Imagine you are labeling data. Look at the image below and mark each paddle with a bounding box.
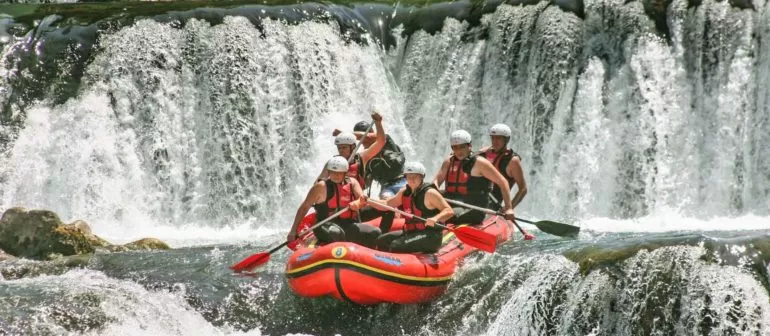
[370,201,497,253]
[348,120,375,165]
[488,194,535,240]
[446,199,580,239]
[230,207,351,273]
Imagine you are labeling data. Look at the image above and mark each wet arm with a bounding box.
[479,158,513,211]
[507,157,527,208]
[290,183,324,233]
[426,189,454,222]
[432,159,450,188]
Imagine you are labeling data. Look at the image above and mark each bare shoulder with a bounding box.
[350,178,362,189]
[475,155,492,165]
[426,188,443,198]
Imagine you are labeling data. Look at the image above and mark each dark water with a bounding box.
[1,0,769,334]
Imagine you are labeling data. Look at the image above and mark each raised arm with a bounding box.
[359,112,386,163]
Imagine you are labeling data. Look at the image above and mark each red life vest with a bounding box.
[348,158,366,188]
[401,183,440,232]
[445,155,475,195]
[481,148,516,186]
[443,154,492,207]
[480,148,519,204]
[313,178,354,220]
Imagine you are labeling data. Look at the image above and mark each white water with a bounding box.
[2,1,769,244]
[0,17,411,244]
[0,269,262,335]
[480,247,770,335]
[0,1,770,335]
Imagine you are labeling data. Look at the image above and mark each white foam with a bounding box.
[566,212,770,234]
[2,269,262,336]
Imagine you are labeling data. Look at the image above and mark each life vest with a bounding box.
[348,156,366,188]
[313,178,354,220]
[444,154,491,207]
[480,148,520,203]
[359,135,405,184]
[401,183,441,232]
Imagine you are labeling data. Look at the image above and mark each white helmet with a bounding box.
[334,132,357,146]
[403,161,426,176]
[489,124,512,137]
[326,156,349,172]
[450,130,472,146]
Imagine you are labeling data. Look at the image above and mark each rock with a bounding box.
[0,207,95,260]
[0,248,16,262]
[0,207,171,260]
[61,220,111,248]
[69,220,92,235]
[122,238,171,251]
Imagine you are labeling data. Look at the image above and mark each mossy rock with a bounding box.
[0,207,95,260]
[0,207,172,260]
[564,244,662,276]
[122,238,171,251]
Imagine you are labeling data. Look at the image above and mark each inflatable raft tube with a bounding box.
[285,215,515,304]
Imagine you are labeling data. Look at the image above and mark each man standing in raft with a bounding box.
[433,130,516,225]
[334,116,406,199]
[370,162,454,253]
[319,112,395,228]
[478,124,527,209]
[289,156,381,248]
[318,112,386,188]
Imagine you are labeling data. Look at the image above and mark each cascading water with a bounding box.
[0,0,769,334]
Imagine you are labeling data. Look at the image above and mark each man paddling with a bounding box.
[289,156,381,248]
[334,117,406,198]
[433,130,516,225]
[318,112,386,188]
[368,162,454,253]
[478,123,527,209]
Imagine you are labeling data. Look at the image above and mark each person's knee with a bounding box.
[389,239,405,252]
[327,226,346,241]
[369,227,382,238]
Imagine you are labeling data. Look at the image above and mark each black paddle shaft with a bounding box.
[487,194,532,236]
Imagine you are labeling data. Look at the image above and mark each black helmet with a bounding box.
[353,121,370,132]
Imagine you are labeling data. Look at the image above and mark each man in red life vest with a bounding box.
[478,124,527,209]
[289,156,381,248]
[433,130,516,225]
[370,162,454,253]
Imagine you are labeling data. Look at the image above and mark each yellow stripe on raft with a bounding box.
[286,259,454,282]
[289,224,475,283]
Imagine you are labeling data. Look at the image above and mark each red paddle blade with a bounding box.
[230,252,270,272]
[452,226,497,253]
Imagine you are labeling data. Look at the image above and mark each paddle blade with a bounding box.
[453,226,497,253]
[534,221,580,239]
[230,252,270,272]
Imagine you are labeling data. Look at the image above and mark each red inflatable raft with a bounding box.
[285,215,515,304]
